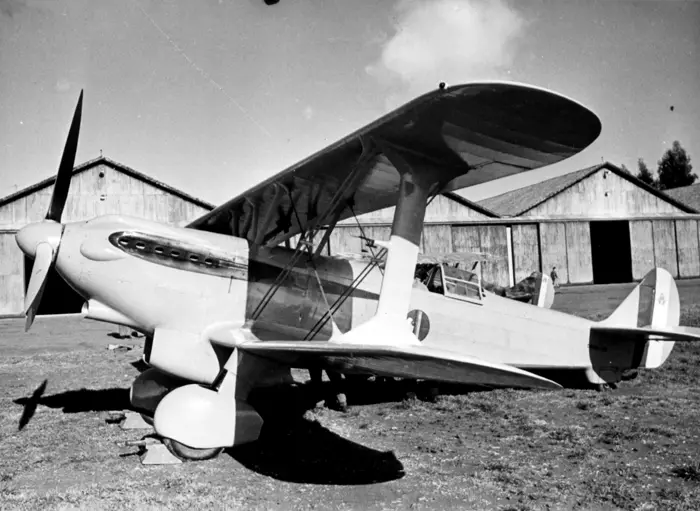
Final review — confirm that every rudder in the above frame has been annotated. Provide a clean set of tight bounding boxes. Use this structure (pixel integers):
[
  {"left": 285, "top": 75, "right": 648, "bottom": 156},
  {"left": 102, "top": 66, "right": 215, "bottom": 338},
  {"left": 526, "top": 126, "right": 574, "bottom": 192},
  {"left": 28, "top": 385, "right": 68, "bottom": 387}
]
[{"left": 601, "top": 267, "right": 679, "bottom": 368}]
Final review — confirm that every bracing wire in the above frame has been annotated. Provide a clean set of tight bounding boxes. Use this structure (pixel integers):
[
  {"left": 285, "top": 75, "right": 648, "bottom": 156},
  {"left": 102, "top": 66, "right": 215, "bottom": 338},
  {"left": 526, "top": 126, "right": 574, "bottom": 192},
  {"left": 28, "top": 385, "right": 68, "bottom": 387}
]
[{"left": 131, "top": 0, "right": 273, "bottom": 139}]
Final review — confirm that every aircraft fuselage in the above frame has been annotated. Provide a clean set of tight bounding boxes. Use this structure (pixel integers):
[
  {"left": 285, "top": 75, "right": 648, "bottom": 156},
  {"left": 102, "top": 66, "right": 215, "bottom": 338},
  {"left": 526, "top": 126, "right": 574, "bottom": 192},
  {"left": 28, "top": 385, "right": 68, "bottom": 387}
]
[{"left": 50, "top": 214, "right": 600, "bottom": 387}]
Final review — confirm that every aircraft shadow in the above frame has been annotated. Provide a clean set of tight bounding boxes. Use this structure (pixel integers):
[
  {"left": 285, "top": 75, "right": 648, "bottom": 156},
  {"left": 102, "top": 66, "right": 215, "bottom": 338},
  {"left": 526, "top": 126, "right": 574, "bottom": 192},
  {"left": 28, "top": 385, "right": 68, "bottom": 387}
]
[
  {"left": 14, "top": 381, "right": 405, "bottom": 484},
  {"left": 340, "top": 379, "right": 494, "bottom": 406},
  {"left": 233, "top": 385, "right": 405, "bottom": 485},
  {"left": 14, "top": 384, "right": 131, "bottom": 429}
]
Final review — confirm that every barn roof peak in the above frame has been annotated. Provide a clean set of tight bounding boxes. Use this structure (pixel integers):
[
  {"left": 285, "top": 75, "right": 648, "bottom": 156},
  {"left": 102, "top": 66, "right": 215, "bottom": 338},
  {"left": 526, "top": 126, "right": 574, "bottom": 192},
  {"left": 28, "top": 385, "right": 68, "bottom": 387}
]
[
  {"left": 476, "top": 161, "right": 697, "bottom": 217},
  {"left": 0, "top": 156, "right": 215, "bottom": 211}
]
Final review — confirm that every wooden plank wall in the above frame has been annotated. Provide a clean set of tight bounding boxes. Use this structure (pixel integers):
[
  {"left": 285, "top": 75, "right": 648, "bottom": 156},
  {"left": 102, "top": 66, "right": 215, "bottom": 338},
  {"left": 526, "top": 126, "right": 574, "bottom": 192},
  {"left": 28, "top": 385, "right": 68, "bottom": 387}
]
[
  {"left": 451, "top": 226, "right": 481, "bottom": 254},
  {"left": 329, "top": 226, "right": 362, "bottom": 255},
  {"left": 523, "top": 168, "right": 688, "bottom": 217},
  {"left": 332, "top": 218, "right": 700, "bottom": 287},
  {"left": 421, "top": 225, "right": 452, "bottom": 254},
  {"left": 565, "top": 222, "right": 593, "bottom": 284},
  {"left": 629, "top": 221, "right": 655, "bottom": 280},
  {"left": 451, "top": 226, "right": 509, "bottom": 285},
  {"left": 0, "top": 164, "right": 213, "bottom": 316},
  {"left": 540, "top": 223, "right": 568, "bottom": 284},
  {"left": 0, "top": 164, "right": 210, "bottom": 230},
  {"left": 511, "top": 224, "right": 540, "bottom": 283},
  {"left": 0, "top": 232, "right": 24, "bottom": 316},
  {"left": 338, "top": 194, "right": 494, "bottom": 225},
  {"left": 676, "top": 220, "right": 700, "bottom": 278},
  {"left": 652, "top": 220, "right": 679, "bottom": 277},
  {"left": 478, "top": 226, "right": 509, "bottom": 286}
]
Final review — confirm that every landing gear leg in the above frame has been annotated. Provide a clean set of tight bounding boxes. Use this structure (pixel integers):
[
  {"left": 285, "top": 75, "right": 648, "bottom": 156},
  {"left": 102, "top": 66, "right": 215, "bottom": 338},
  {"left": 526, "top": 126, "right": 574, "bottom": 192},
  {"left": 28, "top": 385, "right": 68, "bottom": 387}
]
[{"left": 153, "top": 349, "right": 264, "bottom": 461}]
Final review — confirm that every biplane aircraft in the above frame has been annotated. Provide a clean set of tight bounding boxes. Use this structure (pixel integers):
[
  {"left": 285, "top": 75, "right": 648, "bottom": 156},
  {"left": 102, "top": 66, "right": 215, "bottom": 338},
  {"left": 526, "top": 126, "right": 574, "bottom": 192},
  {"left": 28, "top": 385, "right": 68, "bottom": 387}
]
[{"left": 15, "top": 82, "right": 700, "bottom": 462}]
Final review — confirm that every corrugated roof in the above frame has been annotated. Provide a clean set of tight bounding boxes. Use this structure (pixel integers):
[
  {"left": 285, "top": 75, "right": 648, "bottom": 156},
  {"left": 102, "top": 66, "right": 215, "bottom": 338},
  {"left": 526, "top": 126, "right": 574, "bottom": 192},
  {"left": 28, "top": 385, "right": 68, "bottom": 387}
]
[
  {"left": 0, "top": 156, "right": 215, "bottom": 211},
  {"left": 441, "top": 191, "right": 500, "bottom": 217},
  {"left": 664, "top": 184, "right": 700, "bottom": 212},
  {"left": 477, "top": 164, "right": 602, "bottom": 216},
  {"left": 477, "top": 162, "right": 697, "bottom": 216}
]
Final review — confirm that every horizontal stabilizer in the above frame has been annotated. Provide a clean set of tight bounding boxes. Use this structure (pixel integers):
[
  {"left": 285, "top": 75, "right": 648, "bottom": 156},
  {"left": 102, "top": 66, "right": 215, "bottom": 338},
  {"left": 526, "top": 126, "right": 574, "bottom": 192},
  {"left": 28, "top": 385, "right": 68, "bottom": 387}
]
[
  {"left": 591, "top": 325, "right": 700, "bottom": 343},
  {"left": 596, "top": 268, "right": 682, "bottom": 369},
  {"left": 236, "top": 340, "right": 561, "bottom": 390}
]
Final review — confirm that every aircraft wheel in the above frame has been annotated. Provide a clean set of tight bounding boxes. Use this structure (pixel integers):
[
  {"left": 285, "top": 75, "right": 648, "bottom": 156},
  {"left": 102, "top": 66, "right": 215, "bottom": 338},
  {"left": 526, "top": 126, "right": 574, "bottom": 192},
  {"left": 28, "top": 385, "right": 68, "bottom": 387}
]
[{"left": 162, "top": 438, "right": 224, "bottom": 462}]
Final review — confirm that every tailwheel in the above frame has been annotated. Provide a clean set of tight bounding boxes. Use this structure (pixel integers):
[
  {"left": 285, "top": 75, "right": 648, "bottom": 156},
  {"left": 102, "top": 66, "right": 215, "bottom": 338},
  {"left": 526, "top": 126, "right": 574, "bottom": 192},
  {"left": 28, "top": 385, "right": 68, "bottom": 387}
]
[{"left": 162, "top": 438, "right": 224, "bottom": 462}]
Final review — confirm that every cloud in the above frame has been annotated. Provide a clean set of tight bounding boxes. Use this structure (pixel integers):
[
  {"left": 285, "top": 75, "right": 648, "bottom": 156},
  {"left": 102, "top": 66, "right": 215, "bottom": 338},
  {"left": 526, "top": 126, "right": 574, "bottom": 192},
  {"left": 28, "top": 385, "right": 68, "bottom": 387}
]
[
  {"left": 302, "top": 105, "right": 314, "bottom": 121},
  {"left": 54, "top": 78, "right": 72, "bottom": 93},
  {"left": 0, "top": 0, "right": 23, "bottom": 18},
  {"left": 366, "top": 0, "right": 527, "bottom": 107}
]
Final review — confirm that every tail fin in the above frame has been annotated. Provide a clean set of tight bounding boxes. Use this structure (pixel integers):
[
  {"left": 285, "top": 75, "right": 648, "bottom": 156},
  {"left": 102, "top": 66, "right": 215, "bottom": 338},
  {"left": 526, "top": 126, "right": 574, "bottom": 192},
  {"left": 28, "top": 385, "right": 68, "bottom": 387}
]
[
  {"left": 503, "top": 271, "right": 555, "bottom": 308},
  {"left": 603, "top": 267, "right": 680, "bottom": 330},
  {"left": 531, "top": 273, "right": 555, "bottom": 309},
  {"left": 597, "top": 267, "right": 680, "bottom": 369}
]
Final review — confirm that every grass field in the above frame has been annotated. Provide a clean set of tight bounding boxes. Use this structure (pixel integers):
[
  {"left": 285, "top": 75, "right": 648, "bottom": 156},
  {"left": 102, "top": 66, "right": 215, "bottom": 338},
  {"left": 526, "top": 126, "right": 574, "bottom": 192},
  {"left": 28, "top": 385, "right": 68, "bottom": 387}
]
[{"left": 1, "top": 281, "right": 700, "bottom": 510}]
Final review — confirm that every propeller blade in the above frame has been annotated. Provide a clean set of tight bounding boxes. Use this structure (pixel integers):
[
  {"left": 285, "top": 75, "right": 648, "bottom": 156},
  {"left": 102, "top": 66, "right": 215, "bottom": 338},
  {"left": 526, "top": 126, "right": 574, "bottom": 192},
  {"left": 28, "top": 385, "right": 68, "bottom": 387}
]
[
  {"left": 24, "top": 242, "right": 55, "bottom": 332},
  {"left": 46, "top": 90, "right": 83, "bottom": 223}
]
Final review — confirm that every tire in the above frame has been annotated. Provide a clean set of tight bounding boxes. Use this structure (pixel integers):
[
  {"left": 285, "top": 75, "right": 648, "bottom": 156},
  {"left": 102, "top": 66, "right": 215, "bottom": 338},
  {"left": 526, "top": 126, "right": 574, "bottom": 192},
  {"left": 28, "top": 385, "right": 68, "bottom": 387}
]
[{"left": 162, "top": 438, "right": 224, "bottom": 462}]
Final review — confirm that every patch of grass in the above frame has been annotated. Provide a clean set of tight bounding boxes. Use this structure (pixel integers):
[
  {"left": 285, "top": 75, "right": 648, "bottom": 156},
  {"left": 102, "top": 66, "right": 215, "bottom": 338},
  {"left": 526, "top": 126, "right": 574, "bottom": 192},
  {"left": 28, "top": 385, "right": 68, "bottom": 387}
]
[
  {"left": 598, "top": 423, "right": 638, "bottom": 445},
  {"left": 581, "top": 475, "right": 639, "bottom": 510},
  {"left": 547, "top": 425, "right": 588, "bottom": 445},
  {"left": 575, "top": 400, "right": 595, "bottom": 411}
]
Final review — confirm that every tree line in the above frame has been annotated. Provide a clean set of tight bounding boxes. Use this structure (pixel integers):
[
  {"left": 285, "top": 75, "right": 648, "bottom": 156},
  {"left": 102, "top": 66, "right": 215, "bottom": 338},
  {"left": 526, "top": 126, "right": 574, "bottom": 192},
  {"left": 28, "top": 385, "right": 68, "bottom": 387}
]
[{"left": 620, "top": 140, "right": 695, "bottom": 191}]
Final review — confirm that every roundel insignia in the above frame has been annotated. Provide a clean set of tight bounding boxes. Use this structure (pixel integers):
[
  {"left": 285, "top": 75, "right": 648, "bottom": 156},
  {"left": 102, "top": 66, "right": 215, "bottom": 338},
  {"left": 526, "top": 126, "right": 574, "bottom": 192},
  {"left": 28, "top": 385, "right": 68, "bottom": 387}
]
[{"left": 407, "top": 309, "right": 430, "bottom": 341}]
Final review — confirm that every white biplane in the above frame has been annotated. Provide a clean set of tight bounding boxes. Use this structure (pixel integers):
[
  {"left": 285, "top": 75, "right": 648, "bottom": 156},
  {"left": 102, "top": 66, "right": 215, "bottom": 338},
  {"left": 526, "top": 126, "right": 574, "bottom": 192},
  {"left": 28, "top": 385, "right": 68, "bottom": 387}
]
[{"left": 15, "top": 82, "right": 700, "bottom": 461}]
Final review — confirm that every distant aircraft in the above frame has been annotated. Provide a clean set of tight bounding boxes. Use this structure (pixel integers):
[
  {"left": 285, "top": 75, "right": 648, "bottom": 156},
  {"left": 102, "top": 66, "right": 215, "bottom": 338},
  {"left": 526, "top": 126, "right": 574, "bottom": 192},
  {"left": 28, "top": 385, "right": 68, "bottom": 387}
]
[{"left": 14, "top": 82, "right": 700, "bottom": 463}]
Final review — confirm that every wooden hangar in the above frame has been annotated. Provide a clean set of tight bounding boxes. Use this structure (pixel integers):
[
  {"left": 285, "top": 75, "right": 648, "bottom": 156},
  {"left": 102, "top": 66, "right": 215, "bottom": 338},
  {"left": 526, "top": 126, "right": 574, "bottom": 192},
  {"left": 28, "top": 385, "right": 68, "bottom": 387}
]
[
  {"left": 334, "top": 162, "right": 700, "bottom": 287},
  {"left": 0, "top": 157, "right": 213, "bottom": 317}
]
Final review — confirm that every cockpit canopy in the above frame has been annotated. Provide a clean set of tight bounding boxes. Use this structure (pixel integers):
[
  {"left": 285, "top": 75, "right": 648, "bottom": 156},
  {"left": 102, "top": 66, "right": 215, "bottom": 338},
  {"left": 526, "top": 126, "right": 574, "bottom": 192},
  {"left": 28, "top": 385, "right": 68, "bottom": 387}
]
[{"left": 415, "top": 262, "right": 484, "bottom": 304}]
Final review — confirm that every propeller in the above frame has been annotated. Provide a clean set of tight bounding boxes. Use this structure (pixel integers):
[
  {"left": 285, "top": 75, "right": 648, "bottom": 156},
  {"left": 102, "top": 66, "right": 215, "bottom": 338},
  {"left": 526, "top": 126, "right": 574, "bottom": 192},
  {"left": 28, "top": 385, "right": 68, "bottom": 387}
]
[{"left": 16, "top": 91, "right": 83, "bottom": 331}]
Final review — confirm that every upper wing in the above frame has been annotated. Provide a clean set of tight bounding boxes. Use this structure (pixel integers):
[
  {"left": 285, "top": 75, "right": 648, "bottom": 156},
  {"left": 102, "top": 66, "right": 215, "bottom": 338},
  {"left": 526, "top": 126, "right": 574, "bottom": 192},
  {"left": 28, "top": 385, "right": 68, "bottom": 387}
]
[
  {"left": 235, "top": 340, "right": 561, "bottom": 390},
  {"left": 188, "top": 82, "right": 601, "bottom": 246}
]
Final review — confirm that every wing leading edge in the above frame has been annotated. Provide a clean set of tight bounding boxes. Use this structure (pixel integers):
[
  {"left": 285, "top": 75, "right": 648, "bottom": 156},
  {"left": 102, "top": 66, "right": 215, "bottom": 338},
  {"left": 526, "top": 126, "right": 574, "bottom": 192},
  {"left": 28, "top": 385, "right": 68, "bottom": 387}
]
[
  {"left": 188, "top": 82, "right": 601, "bottom": 246},
  {"left": 235, "top": 340, "right": 561, "bottom": 390}
]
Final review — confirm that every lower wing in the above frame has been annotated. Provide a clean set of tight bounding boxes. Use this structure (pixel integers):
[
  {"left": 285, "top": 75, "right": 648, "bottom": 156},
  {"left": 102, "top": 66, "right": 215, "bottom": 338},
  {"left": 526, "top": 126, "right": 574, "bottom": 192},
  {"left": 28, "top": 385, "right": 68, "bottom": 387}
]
[{"left": 234, "top": 340, "right": 561, "bottom": 390}]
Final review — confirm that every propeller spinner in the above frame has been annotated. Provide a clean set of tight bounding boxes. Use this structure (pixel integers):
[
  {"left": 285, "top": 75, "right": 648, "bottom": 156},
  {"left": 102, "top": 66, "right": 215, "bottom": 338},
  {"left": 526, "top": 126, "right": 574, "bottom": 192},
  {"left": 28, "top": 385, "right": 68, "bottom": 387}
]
[{"left": 15, "top": 91, "right": 83, "bottom": 331}]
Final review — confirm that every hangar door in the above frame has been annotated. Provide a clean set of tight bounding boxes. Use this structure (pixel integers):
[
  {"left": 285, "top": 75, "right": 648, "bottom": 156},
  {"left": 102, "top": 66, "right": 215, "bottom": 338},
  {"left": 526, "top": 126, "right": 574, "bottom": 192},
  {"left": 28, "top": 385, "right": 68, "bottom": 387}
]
[
  {"left": 0, "top": 233, "right": 24, "bottom": 316},
  {"left": 590, "top": 220, "right": 633, "bottom": 284}
]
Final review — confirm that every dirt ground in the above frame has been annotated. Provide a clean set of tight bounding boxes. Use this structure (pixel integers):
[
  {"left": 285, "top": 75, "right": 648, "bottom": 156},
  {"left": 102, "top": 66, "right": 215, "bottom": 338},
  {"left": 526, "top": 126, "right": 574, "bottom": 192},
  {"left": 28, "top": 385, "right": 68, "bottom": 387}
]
[{"left": 1, "top": 282, "right": 700, "bottom": 510}]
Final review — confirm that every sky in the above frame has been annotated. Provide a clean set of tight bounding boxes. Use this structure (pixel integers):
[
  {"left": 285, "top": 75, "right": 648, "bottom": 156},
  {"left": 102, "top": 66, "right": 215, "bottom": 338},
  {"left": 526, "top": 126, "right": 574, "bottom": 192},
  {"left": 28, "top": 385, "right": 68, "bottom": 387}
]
[{"left": 1, "top": 0, "right": 698, "bottom": 206}]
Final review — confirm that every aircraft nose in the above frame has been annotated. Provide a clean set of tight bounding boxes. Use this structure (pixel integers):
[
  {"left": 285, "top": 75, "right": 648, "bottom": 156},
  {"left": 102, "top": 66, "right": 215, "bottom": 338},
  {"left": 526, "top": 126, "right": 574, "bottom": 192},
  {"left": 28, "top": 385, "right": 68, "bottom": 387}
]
[{"left": 16, "top": 222, "right": 63, "bottom": 258}]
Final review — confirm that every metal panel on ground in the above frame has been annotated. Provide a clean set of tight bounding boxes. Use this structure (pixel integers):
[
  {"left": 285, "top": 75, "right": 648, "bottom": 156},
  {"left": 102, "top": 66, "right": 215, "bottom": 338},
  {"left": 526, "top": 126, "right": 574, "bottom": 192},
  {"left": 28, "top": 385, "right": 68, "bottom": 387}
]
[
  {"left": 511, "top": 224, "right": 540, "bottom": 283},
  {"left": 565, "top": 222, "right": 593, "bottom": 284},
  {"left": 652, "top": 220, "right": 678, "bottom": 277},
  {"left": 629, "top": 220, "right": 655, "bottom": 280},
  {"left": 0, "top": 232, "right": 24, "bottom": 316},
  {"left": 676, "top": 220, "right": 700, "bottom": 277},
  {"left": 540, "top": 222, "right": 568, "bottom": 284}
]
